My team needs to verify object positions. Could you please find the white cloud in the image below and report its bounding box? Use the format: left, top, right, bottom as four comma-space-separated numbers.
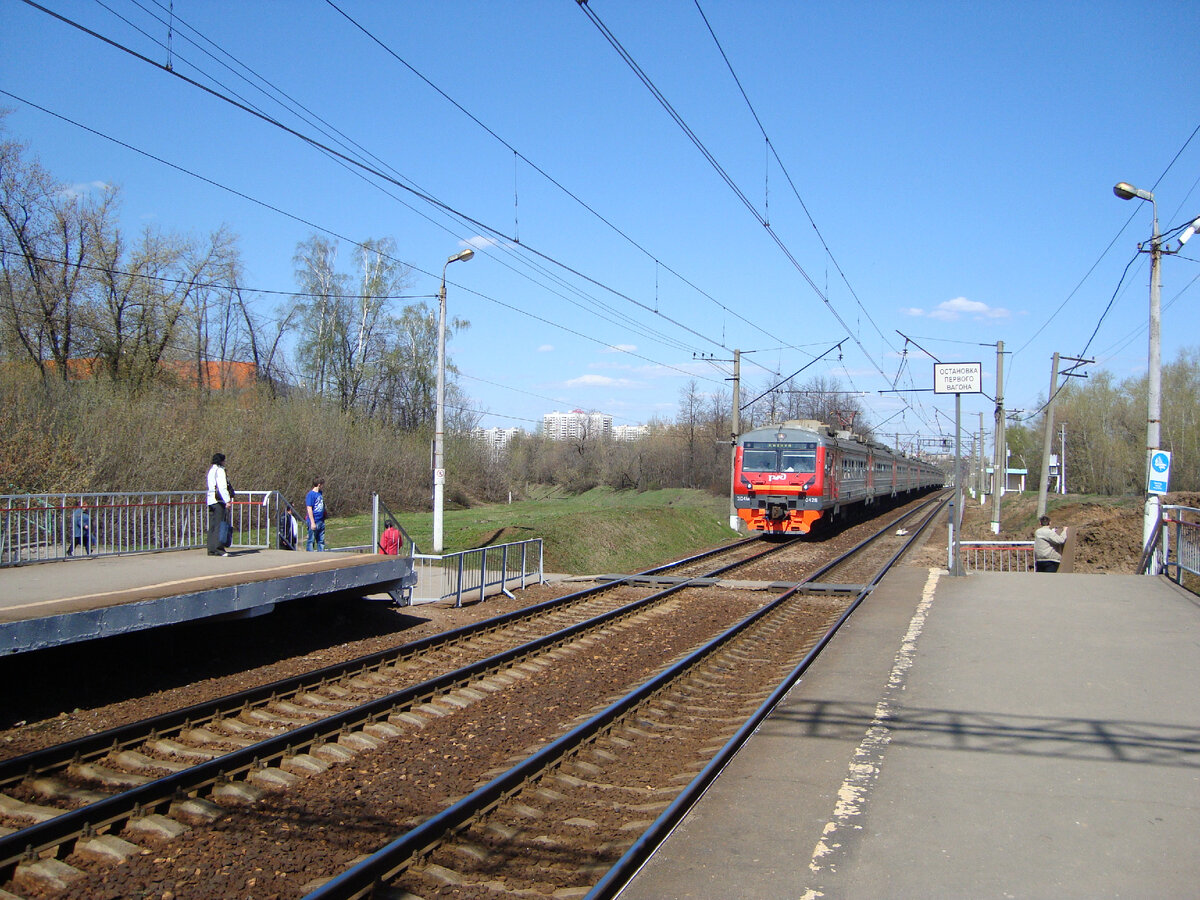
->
904, 297, 1010, 321
928, 296, 1011, 322
59, 181, 109, 200
566, 373, 640, 388
464, 235, 507, 250
537, 344, 554, 353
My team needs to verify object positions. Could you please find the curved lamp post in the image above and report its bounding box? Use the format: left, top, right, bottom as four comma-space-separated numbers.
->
434, 247, 475, 554
1113, 182, 1161, 558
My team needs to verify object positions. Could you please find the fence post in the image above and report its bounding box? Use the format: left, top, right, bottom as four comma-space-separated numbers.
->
500, 544, 508, 597
372, 493, 379, 555
479, 547, 488, 604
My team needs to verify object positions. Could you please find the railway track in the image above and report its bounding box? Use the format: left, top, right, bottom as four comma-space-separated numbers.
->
0, 494, 944, 897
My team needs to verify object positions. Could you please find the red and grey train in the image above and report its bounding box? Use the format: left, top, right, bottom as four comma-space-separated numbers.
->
734, 420, 945, 535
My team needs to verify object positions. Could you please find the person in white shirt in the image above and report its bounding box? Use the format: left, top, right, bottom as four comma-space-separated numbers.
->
206, 452, 233, 556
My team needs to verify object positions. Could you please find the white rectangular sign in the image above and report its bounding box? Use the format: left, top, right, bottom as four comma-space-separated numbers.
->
933, 362, 982, 394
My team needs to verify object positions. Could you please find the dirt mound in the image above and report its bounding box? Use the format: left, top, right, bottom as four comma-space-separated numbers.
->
958, 493, 1144, 574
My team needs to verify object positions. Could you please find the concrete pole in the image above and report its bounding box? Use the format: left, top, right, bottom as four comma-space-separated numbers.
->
951, 392, 964, 575
990, 340, 1005, 533
1144, 217, 1163, 553
433, 248, 474, 554
1036, 352, 1060, 519
978, 411, 985, 500
1060, 422, 1066, 494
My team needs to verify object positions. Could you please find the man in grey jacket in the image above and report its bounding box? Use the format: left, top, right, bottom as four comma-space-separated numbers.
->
1034, 515, 1067, 573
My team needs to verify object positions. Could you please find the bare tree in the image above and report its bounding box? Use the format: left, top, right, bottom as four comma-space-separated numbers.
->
0, 129, 114, 379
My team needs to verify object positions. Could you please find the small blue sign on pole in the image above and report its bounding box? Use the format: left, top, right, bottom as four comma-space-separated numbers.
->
1148, 449, 1171, 495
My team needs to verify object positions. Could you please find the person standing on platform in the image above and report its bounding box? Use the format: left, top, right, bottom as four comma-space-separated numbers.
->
278, 504, 299, 550
305, 478, 326, 551
206, 453, 233, 557
66, 500, 92, 555
1033, 515, 1067, 573
379, 519, 402, 555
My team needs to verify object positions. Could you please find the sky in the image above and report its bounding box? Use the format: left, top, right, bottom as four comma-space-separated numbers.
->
3, 0, 1199, 452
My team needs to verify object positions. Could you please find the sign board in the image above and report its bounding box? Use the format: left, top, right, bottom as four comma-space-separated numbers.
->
1148, 450, 1171, 495
933, 362, 982, 394
434, 468, 446, 486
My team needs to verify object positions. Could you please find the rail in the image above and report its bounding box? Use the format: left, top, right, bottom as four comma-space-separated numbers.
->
0, 490, 295, 566
411, 539, 544, 606
959, 541, 1035, 573
1158, 505, 1200, 584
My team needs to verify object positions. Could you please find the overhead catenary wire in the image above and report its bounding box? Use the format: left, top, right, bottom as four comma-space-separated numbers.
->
576, 1, 933, 435
0, 89, 726, 390
692, 0, 894, 353
319, 0, 783, 352
14, 1, 739, 366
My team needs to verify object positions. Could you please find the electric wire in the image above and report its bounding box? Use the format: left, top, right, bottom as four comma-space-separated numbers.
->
692, 0, 893, 353
0, 89, 723, 389
16, 0, 733, 363
319, 0, 782, 351
576, 1, 929, 434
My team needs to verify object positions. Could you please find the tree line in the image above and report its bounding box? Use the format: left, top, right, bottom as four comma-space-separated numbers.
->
0, 119, 885, 513
12, 118, 1187, 511
1001, 348, 1199, 496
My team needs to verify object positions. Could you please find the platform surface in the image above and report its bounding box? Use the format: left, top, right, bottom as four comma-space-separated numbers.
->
623, 569, 1200, 899
0, 550, 412, 654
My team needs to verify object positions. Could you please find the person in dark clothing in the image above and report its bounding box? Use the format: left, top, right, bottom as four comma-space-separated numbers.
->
278, 504, 299, 550
66, 501, 92, 555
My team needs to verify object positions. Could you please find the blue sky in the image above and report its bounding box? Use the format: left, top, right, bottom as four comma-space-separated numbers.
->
3, 1, 1198, 448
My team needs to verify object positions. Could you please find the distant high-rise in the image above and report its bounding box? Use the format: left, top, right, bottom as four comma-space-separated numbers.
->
612, 424, 649, 442
542, 409, 612, 441
474, 426, 523, 455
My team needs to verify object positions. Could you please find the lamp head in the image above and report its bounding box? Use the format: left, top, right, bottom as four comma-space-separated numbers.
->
1113, 182, 1154, 202
1179, 215, 1200, 248
448, 248, 475, 264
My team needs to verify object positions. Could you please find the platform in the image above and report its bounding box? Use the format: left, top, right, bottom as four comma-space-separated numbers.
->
0, 550, 415, 656
623, 569, 1200, 899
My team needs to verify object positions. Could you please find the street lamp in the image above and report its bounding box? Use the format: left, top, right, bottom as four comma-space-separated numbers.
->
1113, 181, 1161, 557
434, 246, 475, 554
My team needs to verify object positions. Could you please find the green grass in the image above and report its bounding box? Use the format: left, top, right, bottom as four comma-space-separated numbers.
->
323, 487, 739, 574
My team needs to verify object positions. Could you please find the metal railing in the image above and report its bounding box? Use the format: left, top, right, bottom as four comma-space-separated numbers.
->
411, 539, 544, 606
959, 541, 1035, 573
1159, 506, 1200, 584
0, 490, 294, 566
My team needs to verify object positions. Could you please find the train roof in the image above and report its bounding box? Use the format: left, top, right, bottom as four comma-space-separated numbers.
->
738, 421, 941, 467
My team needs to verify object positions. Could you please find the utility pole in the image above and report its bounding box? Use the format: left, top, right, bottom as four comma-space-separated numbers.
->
990, 340, 1005, 534
978, 412, 985, 500
1037, 353, 1061, 520
1037, 354, 1092, 518
1059, 422, 1066, 494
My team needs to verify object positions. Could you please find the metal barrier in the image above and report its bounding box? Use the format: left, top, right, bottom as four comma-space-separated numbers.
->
0, 490, 294, 566
410, 539, 544, 607
1161, 506, 1200, 584
959, 541, 1035, 573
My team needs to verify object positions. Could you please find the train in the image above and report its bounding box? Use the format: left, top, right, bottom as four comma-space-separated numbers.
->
733, 420, 945, 535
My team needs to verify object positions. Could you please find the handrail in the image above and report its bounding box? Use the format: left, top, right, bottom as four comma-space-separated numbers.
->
410, 538, 544, 606
1, 490, 292, 565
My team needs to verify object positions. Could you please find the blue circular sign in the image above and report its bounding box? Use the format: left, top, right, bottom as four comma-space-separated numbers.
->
1151, 452, 1170, 473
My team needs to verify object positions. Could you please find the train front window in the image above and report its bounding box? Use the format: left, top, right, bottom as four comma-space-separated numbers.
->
780, 451, 816, 473
742, 449, 778, 473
